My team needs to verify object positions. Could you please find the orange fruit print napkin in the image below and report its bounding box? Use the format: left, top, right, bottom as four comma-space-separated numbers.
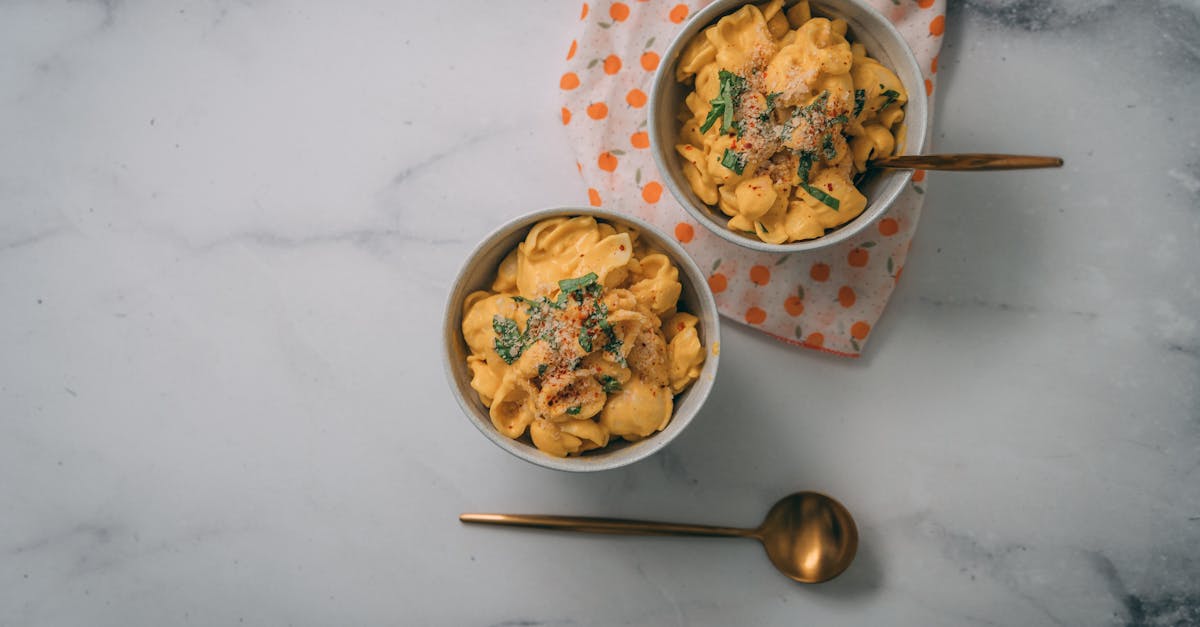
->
560, 0, 946, 357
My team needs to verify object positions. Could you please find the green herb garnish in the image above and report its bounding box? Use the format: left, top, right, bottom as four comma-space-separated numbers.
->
566, 405, 582, 415
598, 318, 624, 365
558, 272, 601, 301
604, 336, 626, 366
853, 89, 866, 116
492, 315, 525, 364
732, 119, 747, 139
721, 148, 746, 174
699, 70, 748, 134
757, 221, 769, 233
599, 375, 622, 393
801, 183, 841, 211
881, 89, 900, 109
821, 135, 837, 161
499, 272, 618, 366
796, 150, 816, 183
760, 91, 782, 122
796, 90, 831, 122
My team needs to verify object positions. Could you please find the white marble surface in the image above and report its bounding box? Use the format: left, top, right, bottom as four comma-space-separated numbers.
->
2, 1, 1198, 625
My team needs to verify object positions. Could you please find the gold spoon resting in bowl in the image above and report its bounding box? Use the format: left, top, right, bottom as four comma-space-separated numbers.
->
872, 153, 1064, 171
460, 491, 858, 584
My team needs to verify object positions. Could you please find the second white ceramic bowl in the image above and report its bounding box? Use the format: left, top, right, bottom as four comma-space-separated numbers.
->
649, 0, 928, 253
442, 207, 721, 472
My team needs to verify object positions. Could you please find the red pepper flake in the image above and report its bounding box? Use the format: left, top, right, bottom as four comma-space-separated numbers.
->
826, 183, 834, 191
618, 244, 626, 251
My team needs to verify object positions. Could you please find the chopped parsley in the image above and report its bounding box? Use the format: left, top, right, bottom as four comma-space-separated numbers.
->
794, 145, 839, 210
492, 316, 525, 364
566, 405, 582, 415
796, 151, 839, 210
881, 89, 900, 109
558, 272, 601, 299
603, 333, 627, 367
801, 183, 841, 211
781, 90, 845, 146
796, 150, 816, 183
495, 272, 624, 367
853, 89, 866, 116
599, 375, 622, 393
721, 148, 746, 174
699, 70, 748, 134
760, 91, 782, 122
821, 134, 837, 161
757, 221, 769, 233
795, 90, 831, 123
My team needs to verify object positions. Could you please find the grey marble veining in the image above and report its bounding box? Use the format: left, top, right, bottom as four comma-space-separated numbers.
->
0, 1, 1197, 625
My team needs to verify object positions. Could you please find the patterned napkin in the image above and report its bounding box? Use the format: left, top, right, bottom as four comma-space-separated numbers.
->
559, 0, 945, 356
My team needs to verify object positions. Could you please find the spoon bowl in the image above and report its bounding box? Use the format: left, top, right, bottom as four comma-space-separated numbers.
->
756, 492, 858, 583
460, 491, 858, 583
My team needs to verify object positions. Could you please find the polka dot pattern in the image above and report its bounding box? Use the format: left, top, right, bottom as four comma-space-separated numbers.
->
929, 14, 945, 36
561, 0, 946, 356
640, 51, 660, 71
586, 102, 608, 119
838, 286, 857, 308
749, 265, 770, 286
784, 296, 804, 317
597, 151, 618, 172
604, 54, 622, 75
810, 263, 831, 283
708, 273, 727, 294
626, 88, 647, 108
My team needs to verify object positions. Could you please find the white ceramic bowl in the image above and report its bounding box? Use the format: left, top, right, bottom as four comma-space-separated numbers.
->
442, 207, 721, 472
649, 0, 928, 253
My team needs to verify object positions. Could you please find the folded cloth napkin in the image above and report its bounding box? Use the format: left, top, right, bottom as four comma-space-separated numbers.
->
559, 0, 945, 356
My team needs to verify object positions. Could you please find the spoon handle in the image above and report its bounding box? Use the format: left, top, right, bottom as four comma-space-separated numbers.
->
872, 153, 1064, 171
460, 513, 755, 539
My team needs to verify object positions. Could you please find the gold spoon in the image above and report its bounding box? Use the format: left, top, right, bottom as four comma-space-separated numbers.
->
460, 491, 858, 584
872, 153, 1064, 171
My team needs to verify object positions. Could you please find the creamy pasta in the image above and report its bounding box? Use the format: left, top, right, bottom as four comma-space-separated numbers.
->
461, 216, 706, 457
674, 0, 908, 243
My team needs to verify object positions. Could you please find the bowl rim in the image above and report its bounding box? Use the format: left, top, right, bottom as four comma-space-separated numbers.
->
441, 206, 721, 472
648, 0, 929, 253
